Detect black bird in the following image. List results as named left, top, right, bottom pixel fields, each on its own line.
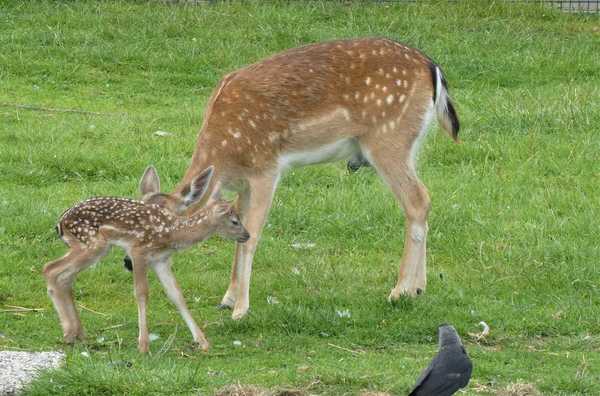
left=409, top=324, right=472, bottom=396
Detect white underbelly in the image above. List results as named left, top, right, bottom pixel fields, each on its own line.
left=278, top=138, right=360, bottom=169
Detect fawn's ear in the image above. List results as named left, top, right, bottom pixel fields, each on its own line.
left=139, top=165, right=160, bottom=195
left=183, top=166, right=214, bottom=206
left=214, top=201, right=232, bottom=216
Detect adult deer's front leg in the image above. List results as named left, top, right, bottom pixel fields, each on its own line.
left=222, top=174, right=278, bottom=320
left=219, top=198, right=247, bottom=310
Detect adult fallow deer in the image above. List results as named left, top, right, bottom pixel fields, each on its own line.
left=168, top=38, right=460, bottom=320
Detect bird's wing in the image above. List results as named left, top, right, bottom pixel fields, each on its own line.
left=408, top=361, right=434, bottom=396
left=410, top=371, right=468, bottom=396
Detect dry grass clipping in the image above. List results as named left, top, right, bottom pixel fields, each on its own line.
left=214, top=384, right=306, bottom=396
left=496, top=382, right=542, bottom=396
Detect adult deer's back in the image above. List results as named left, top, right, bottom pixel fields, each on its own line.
left=174, top=38, right=460, bottom=320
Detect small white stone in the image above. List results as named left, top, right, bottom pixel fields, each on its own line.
left=336, top=309, right=351, bottom=318
left=149, top=333, right=160, bottom=342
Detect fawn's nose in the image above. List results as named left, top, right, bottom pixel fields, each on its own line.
left=237, top=232, right=250, bottom=243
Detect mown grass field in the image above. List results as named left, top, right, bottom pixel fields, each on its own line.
left=1, top=1, right=599, bottom=394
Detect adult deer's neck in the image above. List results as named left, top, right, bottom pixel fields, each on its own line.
left=176, top=72, right=240, bottom=196
left=175, top=123, right=226, bottom=201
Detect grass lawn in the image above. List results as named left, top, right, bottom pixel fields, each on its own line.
left=1, top=1, right=599, bottom=394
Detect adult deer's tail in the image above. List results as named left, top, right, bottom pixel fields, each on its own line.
left=430, top=63, right=460, bottom=141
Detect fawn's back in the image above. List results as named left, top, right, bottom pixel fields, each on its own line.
left=58, top=197, right=174, bottom=247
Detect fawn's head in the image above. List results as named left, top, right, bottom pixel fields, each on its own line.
left=209, top=201, right=250, bottom=243
left=138, top=165, right=249, bottom=243
left=138, top=165, right=216, bottom=214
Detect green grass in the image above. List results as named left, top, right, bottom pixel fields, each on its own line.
left=1, top=1, right=599, bottom=394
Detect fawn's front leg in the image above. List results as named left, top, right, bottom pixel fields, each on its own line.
left=131, top=252, right=150, bottom=353
left=152, top=258, right=210, bottom=351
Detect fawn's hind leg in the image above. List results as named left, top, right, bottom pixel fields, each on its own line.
left=43, top=243, right=109, bottom=343
left=129, top=251, right=151, bottom=353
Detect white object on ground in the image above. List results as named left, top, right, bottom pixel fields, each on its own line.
left=149, top=333, right=160, bottom=342
left=336, top=309, right=352, bottom=318
left=0, top=351, right=64, bottom=395
left=291, top=242, right=315, bottom=250
left=478, top=321, right=490, bottom=337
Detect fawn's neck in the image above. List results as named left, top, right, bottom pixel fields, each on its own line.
left=169, top=207, right=216, bottom=248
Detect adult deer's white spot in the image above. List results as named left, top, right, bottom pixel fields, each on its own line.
left=410, top=224, right=425, bottom=243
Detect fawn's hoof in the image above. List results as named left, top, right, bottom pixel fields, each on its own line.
left=193, top=340, right=210, bottom=352
left=63, top=331, right=85, bottom=344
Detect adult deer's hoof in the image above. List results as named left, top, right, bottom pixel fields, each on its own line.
left=388, top=286, right=424, bottom=302
left=231, top=306, right=249, bottom=321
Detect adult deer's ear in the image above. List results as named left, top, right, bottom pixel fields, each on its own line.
left=183, top=166, right=214, bottom=206
left=139, top=165, right=160, bottom=195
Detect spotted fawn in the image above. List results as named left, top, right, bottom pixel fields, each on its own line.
left=43, top=166, right=249, bottom=352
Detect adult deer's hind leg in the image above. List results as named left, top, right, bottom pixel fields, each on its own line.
left=43, top=243, right=109, bottom=343
left=359, top=114, right=433, bottom=300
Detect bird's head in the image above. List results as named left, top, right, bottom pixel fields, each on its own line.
left=438, top=324, right=462, bottom=347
